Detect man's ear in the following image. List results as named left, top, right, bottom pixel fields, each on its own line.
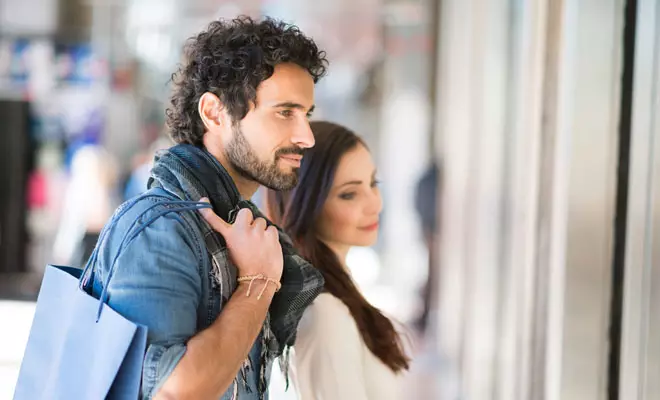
left=198, top=92, right=225, bottom=131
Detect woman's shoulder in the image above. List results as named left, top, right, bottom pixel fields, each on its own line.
left=302, top=293, right=354, bottom=327
left=297, top=293, right=362, bottom=349
left=312, top=292, right=348, bottom=312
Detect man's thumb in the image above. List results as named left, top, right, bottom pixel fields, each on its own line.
left=198, top=198, right=231, bottom=235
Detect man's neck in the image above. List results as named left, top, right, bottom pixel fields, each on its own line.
left=224, top=166, right=260, bottom=200
left=203, top=140, right=259, bottom=199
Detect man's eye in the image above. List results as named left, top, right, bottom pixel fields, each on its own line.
left=279, top=110, right=293, bottom=118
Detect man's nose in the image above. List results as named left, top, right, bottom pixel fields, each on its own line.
left=291, top=120, right=315, bottom=149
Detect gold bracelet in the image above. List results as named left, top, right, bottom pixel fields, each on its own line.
left=237, top=274, right=282, bottom=300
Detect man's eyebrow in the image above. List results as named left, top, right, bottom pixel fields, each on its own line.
left=273, top=102, right=315, bottom=113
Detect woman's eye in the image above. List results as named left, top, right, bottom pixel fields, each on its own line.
left=339, top=192, right=356, bottom=200
left=371, top=179, right=381, bottom=187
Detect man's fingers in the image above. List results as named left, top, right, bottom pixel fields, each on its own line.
left=234, top=208, right=255, bottom=226
left=198, top=198, right=232, bottom=235
left=265, top=225, right=279, bottom=238
left=253, top=217, right=268, bottom=231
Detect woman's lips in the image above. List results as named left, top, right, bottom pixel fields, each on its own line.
left=359, top=222, right=380, bottom=231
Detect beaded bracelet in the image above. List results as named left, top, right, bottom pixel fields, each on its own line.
left=237, top=274, right=282, bottom=300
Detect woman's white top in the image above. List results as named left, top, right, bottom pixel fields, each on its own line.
left=291, top=293, right=405, bottom=400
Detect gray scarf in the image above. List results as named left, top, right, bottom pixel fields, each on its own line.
left=149, top=144, right=324, bottom=398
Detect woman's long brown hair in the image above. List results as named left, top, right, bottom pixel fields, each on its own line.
left=266, top=121, right=410, bottom=373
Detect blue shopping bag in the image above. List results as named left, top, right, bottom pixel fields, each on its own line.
left=14, top=265, right=148, bottom=399
left=14, top=196, right=211, bottom=400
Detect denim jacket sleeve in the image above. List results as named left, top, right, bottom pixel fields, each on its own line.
left=93, top=196, right=207, bottom=399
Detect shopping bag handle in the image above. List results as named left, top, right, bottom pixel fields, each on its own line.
left=79, top=192, right=156, bottom=289
left=80, top=192, right=179, bottom=289
left=77, top=195, right=212, bottom=322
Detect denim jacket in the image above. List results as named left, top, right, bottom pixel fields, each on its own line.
left=90, top=187, right=270, bottom=399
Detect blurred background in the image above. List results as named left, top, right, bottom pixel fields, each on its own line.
left=1, top=0, right=660, bottom=399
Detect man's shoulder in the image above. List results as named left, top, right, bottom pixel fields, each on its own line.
left=92, top=188, right=210, bottom=287
left=106, top=188, right=205, bottom=249
left=112, top=189, right=169, bottom=223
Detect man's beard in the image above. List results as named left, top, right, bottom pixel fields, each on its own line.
left=224, top=124, right=304, bottom=191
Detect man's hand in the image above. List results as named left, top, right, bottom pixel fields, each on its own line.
left=153, top=200, right=284, bottom=400
left=199, top=199, right=283, bottom=281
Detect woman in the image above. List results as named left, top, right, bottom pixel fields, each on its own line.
left=267, top=121, right=410, bottom=400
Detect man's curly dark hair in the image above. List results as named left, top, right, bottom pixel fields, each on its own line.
left=166, top=16, right=328, bottom=146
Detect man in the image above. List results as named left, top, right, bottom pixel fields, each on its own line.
left=89, top=17, right=327, bottom=399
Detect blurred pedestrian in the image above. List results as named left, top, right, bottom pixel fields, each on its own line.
left=52, top=144, right=119, bottom=267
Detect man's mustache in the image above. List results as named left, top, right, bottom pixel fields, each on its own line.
left=275, top=147, right=306, bottom=158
